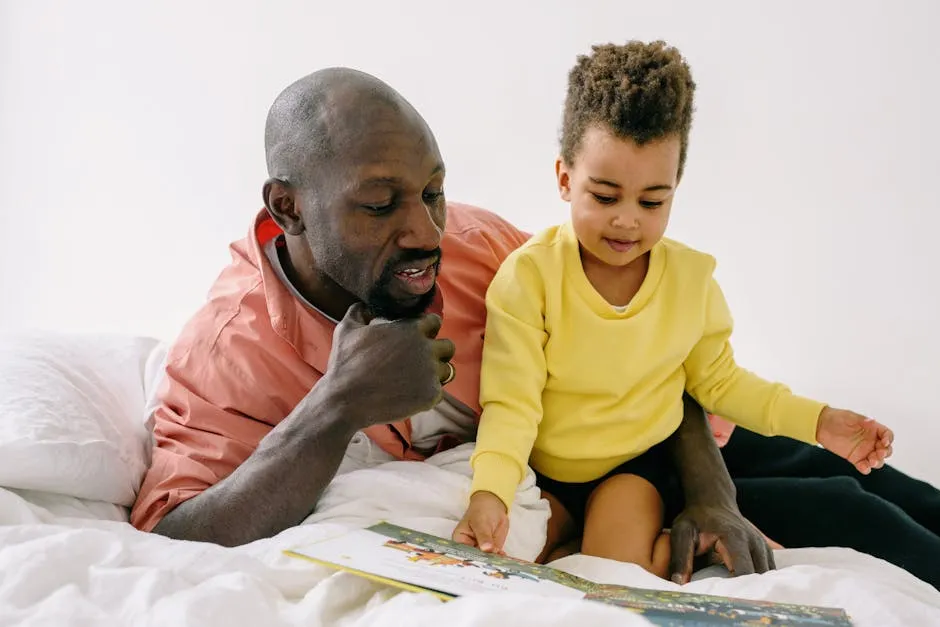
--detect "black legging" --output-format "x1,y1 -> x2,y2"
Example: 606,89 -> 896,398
721,428 -> 940,590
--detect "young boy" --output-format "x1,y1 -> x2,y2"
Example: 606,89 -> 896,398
453,41 -> 893,578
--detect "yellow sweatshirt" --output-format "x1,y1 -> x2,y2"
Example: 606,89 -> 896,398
469,223 -> 825,509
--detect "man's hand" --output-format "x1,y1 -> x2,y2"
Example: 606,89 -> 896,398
325,302 -> 456,428
669,502 -> 775,584
816,407 -> 893,475
452,491 -> 510,554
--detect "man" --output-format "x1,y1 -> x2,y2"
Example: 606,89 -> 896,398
131,67 -> 939,588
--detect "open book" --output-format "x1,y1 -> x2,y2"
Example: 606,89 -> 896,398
284,522 -> 853,626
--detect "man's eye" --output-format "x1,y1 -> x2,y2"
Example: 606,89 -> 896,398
363,202 -> 395,215
591,193 -> 617,205
640,200 -> 664,209
423,190 -> 445,203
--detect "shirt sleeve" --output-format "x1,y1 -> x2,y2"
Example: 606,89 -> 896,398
129,352 -> 270,532
469,252 -> 548,510
684,277 -> 825,444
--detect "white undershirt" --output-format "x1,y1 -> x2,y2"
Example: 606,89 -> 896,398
263,237 -> 476,473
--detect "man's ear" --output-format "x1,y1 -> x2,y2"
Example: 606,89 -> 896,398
262,178 -> 304,236
555,158 -> 572,202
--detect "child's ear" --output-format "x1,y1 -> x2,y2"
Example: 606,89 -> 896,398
555,158 -> 572,202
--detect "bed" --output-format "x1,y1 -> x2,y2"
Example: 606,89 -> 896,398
0,332 -> 937,626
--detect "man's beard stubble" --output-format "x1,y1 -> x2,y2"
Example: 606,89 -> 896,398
365,248 -> 441,320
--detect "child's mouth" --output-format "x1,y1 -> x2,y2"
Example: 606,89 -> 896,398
604,238 -> 638,253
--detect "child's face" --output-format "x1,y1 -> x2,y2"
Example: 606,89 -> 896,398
557,126 -> 680,269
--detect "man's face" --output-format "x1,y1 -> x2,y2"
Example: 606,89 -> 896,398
299,106 -> 447,320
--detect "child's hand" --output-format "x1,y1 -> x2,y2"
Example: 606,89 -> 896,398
452,491 -> 510,554
759,530 -> 783,550
815,407 -> 894,474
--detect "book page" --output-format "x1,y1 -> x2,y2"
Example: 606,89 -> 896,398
286,523 -> 852,626
585,584 -> 853,626
286,522 -> 589,600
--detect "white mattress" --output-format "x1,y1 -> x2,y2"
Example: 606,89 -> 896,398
1,457 -> 938,627
0,334 -> 937,626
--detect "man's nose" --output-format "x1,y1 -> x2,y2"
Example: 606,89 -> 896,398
398,199 -> 444,250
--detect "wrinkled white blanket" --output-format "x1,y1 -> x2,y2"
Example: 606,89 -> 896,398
2,445 -> 939,627
305,443 -> 551,561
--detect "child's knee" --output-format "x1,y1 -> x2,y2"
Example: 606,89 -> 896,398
592,473 -> 659,501
587,473 -> 663,516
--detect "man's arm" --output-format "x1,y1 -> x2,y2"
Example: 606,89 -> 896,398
671,393 -> 737,508
151,376 -> 356,546
667,393 -> 775,583
140,304 -> 455,547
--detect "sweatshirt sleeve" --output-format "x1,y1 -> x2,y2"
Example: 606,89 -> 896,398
684,277 -> 825,444
470,252 -> 548,510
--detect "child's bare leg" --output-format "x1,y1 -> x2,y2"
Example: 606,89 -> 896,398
581,474 -> 669,579
535,490 -> 577,564
546,536 -> 582,562
651,531 -> 671,577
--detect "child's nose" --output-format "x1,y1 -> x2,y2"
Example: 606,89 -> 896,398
611,205 -> 640,229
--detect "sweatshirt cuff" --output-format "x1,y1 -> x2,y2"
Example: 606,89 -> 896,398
470,451 -> 525,511
773,394 -> 826,444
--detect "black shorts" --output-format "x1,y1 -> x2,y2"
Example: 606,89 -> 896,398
533,439 -> 683,530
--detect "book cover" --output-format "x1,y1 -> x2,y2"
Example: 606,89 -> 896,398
285,522 -> 853,626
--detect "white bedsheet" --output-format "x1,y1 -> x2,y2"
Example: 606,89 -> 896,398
2,446 -> 939,627
305,443 -> 551,562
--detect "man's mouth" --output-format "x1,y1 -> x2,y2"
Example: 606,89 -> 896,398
603,237 -> 639,253
393,259 -> 438,295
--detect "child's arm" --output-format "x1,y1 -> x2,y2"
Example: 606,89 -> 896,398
469,252 -> 548,511
683,277 -> 825,444
684,278 -> 893,473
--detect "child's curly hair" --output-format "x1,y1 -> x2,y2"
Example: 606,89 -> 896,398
561,41 -> 696,179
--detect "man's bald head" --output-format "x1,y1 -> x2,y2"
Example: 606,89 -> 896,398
264,67 -> 421,187
261,67 -> 447,322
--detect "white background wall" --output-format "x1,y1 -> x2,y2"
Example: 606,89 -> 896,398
2,0 -> 938,485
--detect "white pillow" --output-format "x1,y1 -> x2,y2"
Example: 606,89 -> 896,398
0,331 -> 158,507
1,486 -> 129,525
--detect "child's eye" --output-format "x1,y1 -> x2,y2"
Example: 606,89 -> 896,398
640,200 -> 664,209
591,193 -> 617,205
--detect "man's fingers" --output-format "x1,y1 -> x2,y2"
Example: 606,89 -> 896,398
750,534 -> 772,574
432,338 -> 456,386
717,533 -> 755,576
417,313 -> 443,339
432,337 -> 456,363
667,520 -> 698,584
714,539 -> 733,574
435,360 -> 455,386
341,302 -> 373,327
